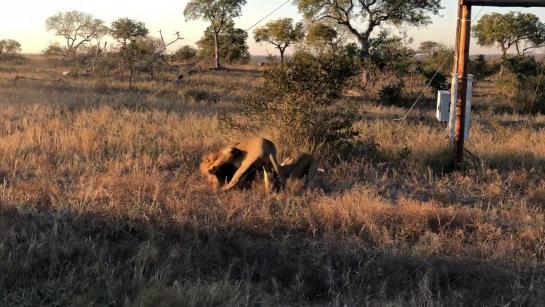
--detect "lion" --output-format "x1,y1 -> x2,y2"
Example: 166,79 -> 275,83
204,137 -> 282,192
272,153 -> 318,192
199,151 -> 261,191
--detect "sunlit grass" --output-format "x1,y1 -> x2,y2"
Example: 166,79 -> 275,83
1,56 -> 544,306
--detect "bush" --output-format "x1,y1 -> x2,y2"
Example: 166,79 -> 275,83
95,54 -> 121,77
496,56 -> 545,113
415,41 -> 452,96
42,42 -> 65,56
174,45 -> 197,63
366,32 -> 418,101
470,55 -> 499,80
416,66 -> 449,93
503,55 -> 539,77
0,39 -> 22,56
0,39 -> 23,62
229,51 -> 360,157
379,83 -> 404,105
261,51 -> 355,101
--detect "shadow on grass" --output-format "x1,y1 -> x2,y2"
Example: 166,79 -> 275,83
2,203 -> 544,306
411,145 -> 545,175
480,152 -> 545,173
496,118 -> 545,130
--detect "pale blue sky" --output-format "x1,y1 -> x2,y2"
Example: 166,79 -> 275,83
1,0 -> 544,55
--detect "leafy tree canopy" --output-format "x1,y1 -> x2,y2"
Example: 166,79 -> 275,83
111,18 -> 149,47
0,39 -> 22,55
306,23 -> 337,46
45,11 -> 106,55
305,23 -> 340,56
254,18 -> 304,62
184,0 -> 247,68
473,12 -> 545,57
174,45 -> 198,62
184,0 -> 247,27
369,31 -> 415,74
296,0 -> 442,57
197,21 -> 250,64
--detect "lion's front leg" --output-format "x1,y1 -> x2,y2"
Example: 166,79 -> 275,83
221,159 -> 256,191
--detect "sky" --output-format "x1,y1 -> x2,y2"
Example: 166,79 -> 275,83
1,0 -> 544,56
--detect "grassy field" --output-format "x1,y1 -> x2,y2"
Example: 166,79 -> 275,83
1,55 -> 545,306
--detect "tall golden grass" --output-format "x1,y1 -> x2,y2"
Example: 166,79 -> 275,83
0,56 -> 544,305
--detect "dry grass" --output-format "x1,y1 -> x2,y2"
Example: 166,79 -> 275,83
1,56 -> 545,306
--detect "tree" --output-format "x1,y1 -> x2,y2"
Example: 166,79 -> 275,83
88,19 -> 109,48
527,27 -> 545,54
366,31 -> 419,104
86,20 -> 110,73
296,0 -> 442,59
174,45 -> 198,62
305,23 -> 339,55
43,42 -> 65,56
473,12 -> 545,58
134,37 -> 173,80
110,18 -> 150,88
110,18 -> 149,47
254,18 -> 304,63
184,0 -> 247,69
0,39 -> 22,55
197,21 -> 250,64
416,41 -> 452,74
369,31 -> 415,75
416,41 -> 453,94
154,31 -> 184,67
418,41 -> 444,57
118,38 -> 154,88
45,11 -> 104,56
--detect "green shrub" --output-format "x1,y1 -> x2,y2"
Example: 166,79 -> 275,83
496,56 -> 545,113
379,83 -> 404,106
503,55 -> 539,77
174,45 -> 197,63
469,55 -> 499,79
229,51 -> 361,157
416,65 -> 449,94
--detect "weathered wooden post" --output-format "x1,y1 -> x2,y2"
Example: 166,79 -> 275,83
453,1 -> 472,167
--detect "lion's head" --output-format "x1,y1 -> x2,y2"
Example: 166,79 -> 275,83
207,147 -> 243,174
200,152 -> 238,190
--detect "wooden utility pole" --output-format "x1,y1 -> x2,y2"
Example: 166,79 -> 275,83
453,1 -> 472,167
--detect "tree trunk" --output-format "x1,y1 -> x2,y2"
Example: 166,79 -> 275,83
359,39 -> 370,59
279,48 -> 285,63
358,37 -> 372,89
500,48 -> 508,76
343,21 -> 371,59
213,31 -> 221,69
129,65 -> 134,89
